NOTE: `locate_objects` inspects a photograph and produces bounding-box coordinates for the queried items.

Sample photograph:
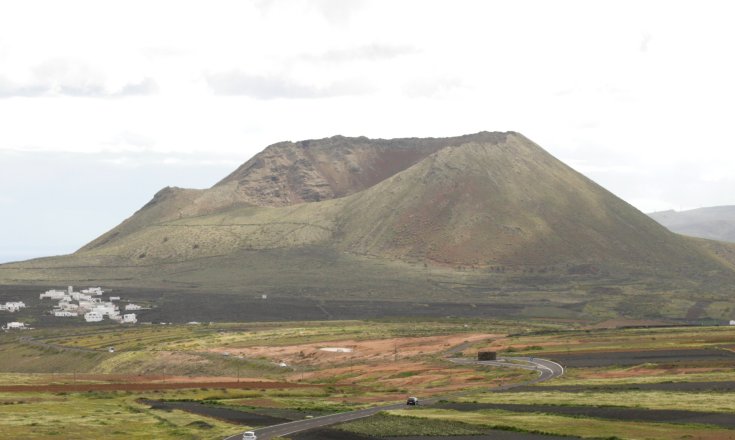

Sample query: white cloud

[0,60,159,98]
[0,0,734,257]
[301,44,419,63]
[205,71,371,99]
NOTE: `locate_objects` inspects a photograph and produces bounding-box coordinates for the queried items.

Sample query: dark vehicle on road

[406,396,418,405]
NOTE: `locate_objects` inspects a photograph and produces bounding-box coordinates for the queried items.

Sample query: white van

[242,431,257,440]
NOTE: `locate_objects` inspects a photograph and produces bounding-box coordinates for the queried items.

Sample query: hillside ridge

[649,206,735,243]
[3,131,735,321]
[82,131,511,251]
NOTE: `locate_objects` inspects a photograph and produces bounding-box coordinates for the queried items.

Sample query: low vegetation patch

[456,390,735,413]
[336,412,488,436]
[386,408,735,440]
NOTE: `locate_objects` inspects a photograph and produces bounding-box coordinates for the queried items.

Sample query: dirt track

[0,380,310,393]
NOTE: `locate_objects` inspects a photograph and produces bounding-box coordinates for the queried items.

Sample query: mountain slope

[334,134,715,269]
[82,133,498,251]
[650,206,735,243]
[2,131,735,320]
[77,131,716,271]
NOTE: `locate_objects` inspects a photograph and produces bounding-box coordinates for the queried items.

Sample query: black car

[406,396,418,405]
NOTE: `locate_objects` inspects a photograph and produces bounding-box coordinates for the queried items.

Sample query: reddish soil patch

[212,333,494,367]
[50,374,268,384]
[299,360,524,399]
[0,380,311,393]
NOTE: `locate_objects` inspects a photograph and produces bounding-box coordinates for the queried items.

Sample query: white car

[242,431,257,440]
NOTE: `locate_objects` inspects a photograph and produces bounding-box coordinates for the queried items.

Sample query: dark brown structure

[478,351,497,361]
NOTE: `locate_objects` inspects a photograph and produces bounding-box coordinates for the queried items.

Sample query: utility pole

[237,364,240,383]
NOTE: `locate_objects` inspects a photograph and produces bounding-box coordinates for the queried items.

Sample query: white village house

[40,286,137,325]
[0,301,26,312]
[84,311,103,322]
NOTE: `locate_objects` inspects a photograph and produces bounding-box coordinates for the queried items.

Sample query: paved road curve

[224,356,564,440]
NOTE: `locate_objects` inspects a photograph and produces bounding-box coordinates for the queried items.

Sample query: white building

[84,312,103,322]
[122,314,137,324]
[81,287,104,295]
[0,301,26,312]
[40,289,66,300]
[93,303,118,316]
[3,322,26,330]
[730,320,735,326]
[39,285,136,325]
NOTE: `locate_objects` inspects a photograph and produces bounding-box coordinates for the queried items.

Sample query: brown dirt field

[211,333,494,366]
[48,373,272,384]
[0,380,311,393]
[299,360,519,398]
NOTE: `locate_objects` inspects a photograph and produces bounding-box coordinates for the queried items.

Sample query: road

[224,356,564,440]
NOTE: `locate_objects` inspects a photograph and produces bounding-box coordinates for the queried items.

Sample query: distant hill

[649,206,735,243]
[2,132,735,320]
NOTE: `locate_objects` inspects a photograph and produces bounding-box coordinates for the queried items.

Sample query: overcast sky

[1,0,734,263]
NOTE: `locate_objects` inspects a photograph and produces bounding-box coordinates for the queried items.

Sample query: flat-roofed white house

[84,312,103,322]
[122,314,137,324]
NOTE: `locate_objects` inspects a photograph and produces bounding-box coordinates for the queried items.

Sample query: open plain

[0,311,733,439]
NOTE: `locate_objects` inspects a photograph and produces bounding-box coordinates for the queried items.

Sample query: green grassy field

[0,320,734,439]
[0,391,242,440]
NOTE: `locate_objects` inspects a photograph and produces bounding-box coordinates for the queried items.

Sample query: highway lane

[224,356,564,440]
